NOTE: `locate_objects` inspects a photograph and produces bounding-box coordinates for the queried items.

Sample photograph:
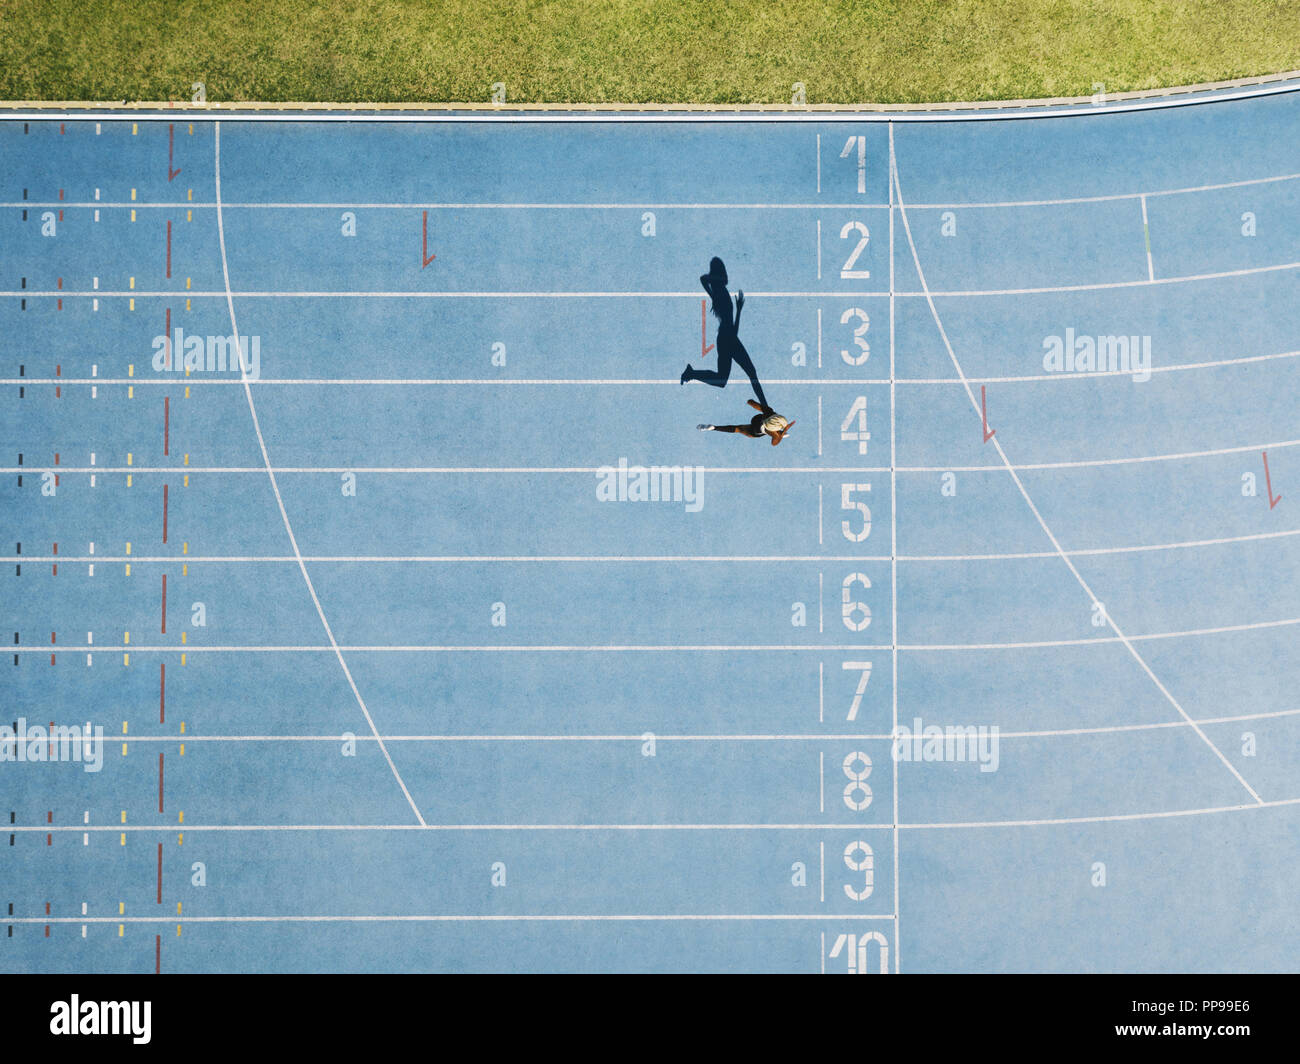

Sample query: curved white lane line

[214,122,426,826]
[891,127,1264,805]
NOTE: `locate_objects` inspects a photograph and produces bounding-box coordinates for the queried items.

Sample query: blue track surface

[3,89,1300,973]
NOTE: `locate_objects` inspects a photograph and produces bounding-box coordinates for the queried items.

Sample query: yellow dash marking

[130,210,135,222]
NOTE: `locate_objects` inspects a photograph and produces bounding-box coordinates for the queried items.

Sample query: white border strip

[4,78,1300,124]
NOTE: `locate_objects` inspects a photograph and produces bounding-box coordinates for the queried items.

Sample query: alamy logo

[0,718,104,772]
[151,328,261,380]
[50,996,151,1044]
[892,717,1000,772]
[1042,328,1151,382]
[596,458,704,512]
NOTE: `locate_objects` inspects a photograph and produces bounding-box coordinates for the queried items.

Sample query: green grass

[2,0,1299,104]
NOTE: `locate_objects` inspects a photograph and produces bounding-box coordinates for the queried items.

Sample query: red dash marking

[166,220,172,278]
[159,662,166,724]
[46,835,51,847]
[168,124,182,181]
[44,924,50,935]
[1264,451,1282,509]
[155,934,161,973]
[45,900,50,912]
[47,811,52,824]
[160,573,167,633]
[981,386,995,442]
[57,278,62,290]
[58,189,63,200]
[422,210,436,267]
[58,211,62,222]
[156,842,163,901]
[56,300,61,312]
[52,542,57,577]
[164,397,170,456]
[163,484,169,544]
[701,301,715,358]
[158,753,164,813]
[59,124,64,135]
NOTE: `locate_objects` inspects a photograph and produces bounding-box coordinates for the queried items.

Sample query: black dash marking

[19,279,24,290]
[19,301,24,312]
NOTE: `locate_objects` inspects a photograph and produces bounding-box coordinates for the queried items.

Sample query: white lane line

[11,614,1300,652]
[15,344,1300,385]
[13,165,1296,211]
[9,257,1300,299]
[892,148,1264,805]
[17,525,1300,564]
[215,122,426,827]
[12,436,1300,473]
[1140,193,1155,281]
[16,913,896,923]
[13,793,1300,832]
[76,705,1300,742]
[888,119,902,975]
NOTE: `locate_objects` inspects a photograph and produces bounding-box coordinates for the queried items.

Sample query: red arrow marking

[168,124,181,181]
[701,300,715,357]
[1263,450,1282,509]
[981,385,995,442]
[422,211,436,267]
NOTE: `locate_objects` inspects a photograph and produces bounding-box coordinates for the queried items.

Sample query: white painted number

[839,221,871,279]
[843,840,875,901]
[840,483,872,542]
[841,573,872,632]
[841,661,873,721]
[839,307,870,365]
[839,135,867,194]
[840,396,870,454]
[842,750,873,811]
[829,931,889,974]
